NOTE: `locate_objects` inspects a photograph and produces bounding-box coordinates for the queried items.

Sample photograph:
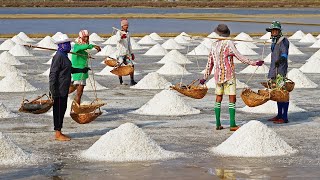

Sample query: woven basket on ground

[258,89,289,102]
[170,80,208,99]
[110,66,134,76]
[71,99,105,114]
[104,57,117,67]
[261,79,295,92]
[19,94,53,114]
[241,88,270,107]
[70,109,102,124]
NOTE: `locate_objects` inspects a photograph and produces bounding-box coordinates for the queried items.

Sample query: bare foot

[55,131,71,141]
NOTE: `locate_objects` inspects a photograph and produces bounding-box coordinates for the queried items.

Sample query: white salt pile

[157,50,192,64]
[144,44,168,56]
[149,32,164,41]
[235,43,258,56]
[211,120,297,157]
[95,66,114,76]
[0,103,19,119]
[17,32,35,43]
[289,30,306,40]
[263,53,292,63]
[239,101,306,114]
[0,39,16,50]
[81,123,183,162]
[130,37,146,50]
[0,51,23,65]
[0,63,25,77]
[84,77,108,91]
[89,33,104,42]
[95,45,116,56]
[240,64,269,74]
[289,43,304,55]
[156,61,191,75]
[138,35,158,45]
[187,44,210,56]
[11,35,26,45]
[131,72,172,89]
[317,34,320,39]
[133,90,200,116]
[174,35,190,45]
[299,33,317,43]
[236,41,259,49]
[206,78,247,89]
[179,32,192,40]
[51,32,64,41]
[9,44,33,57]
[310,39,320,48]
[299,58,320,73]
[36,36,58,50]
[102,35,118,45]
[161,39,184,50]
[260,32,271,40]
[234,32,253,41]
[0,73,37,92]
[287,68,318,88]
[41,68,50,76]
[0,132,36,166]
[207,32,219,38]
[201,38,215,49]
[44,58,52,65]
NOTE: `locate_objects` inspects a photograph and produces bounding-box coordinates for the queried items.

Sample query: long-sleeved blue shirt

[268,37,289,79]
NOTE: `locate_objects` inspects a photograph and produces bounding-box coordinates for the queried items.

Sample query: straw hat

[214,24,230,37]
[54,34,73,44]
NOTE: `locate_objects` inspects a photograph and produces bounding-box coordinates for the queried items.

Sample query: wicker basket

[261,79,295,92]
[70,110,102,124]
[170,80,208,99]
[19,94,53,114]
[258,89,289,102]
[110,66,134,76]
[69,84,77,94]
[104,57,117,67]
[71,99,105,114]
[241,88,270,107]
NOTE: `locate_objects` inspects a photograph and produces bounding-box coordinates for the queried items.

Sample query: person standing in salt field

[266,21,290,124]
[115,19,137,86]
[72,30,101,105]
[200,24,264,131]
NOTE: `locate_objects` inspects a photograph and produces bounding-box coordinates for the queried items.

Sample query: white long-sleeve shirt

[115,30,132,57]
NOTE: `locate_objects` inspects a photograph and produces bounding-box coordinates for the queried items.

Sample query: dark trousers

[53,96,68,131]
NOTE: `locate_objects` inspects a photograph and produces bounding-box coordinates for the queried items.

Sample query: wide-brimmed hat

[214,24,230,37]
[266,21,282,32]
[54,34,73,44]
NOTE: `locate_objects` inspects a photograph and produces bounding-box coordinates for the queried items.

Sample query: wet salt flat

[0,33,320,179]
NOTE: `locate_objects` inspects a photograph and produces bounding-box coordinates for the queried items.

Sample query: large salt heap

[236,41,259,49]
[89,33,104,42]
[130,38,145,50]
[299,58,320,73]
[81,123,183,162]
[289,42,304,55]
[240,64,269,74]
[17,32,35,43]
[289,30,305,40]
[157,50,192,64]
[299,33,317,43]
[157,61,191,75]
[201,38,215,49]
[310,39,320,48]
[161,39,185,50]
[11,35,26,45]
[144,44,168,56]
[51,32,64,41]
[207,32,219,38]
[260,32,271,40]
[187,44,210,56]
[131,72,172,89]
[0,51,23,65]
[211,120,297,157]
[149,32,164,41]
[179,32,191,40]
[138,35,158,45]
[235,32,253,41]
[174,35,190,45]
[287,68,318,88]
[235,43,258,56]
[0,39,16,50]
[84,77,108,91]
[0,73,37,92]
[0,63,25,77]
[132,90,200,116]
[9,44,33,57]
[0,103,19,119]
[37,36,58,50]
[239,101,305,114]
[102,35,118,45]
[95,45,116,56]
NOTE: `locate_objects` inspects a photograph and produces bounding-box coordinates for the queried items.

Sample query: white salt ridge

[299,33,317,43]
[289,30,306,40]
[44,58,52,65]
[174,35,190,45]
[235,43,258,56]
[0,73,37,92]
[260,32,271,40]
[310,39,320,48]
[211,120,297,157]
[95,66,115,76]
[131,72,172,89]
[89,33,104,42]
[0,63,25,77]
[51,32,64,41]
[289,43,304,55]
[81,123,183,162]
[9,44,33,57]
[206,77,247,89]
[317,34,320,39]
[102,35,118,45]
[84,77,108,91]
[235,32,253,41]
[130,38,146,50]
[133,90,200,116]
[299,58,320,73]
[236,41,259,49]
[95,45,116,56]
[0,39,16,50]
[149,32,164,41]
[144,44,168,56]
[187,44,210,56]
[239,101,306,114]
[207,32,219,38]
[138,35,158,45]
[0,51,23,65]
[36,36,58,50]
[41,68,50,76]
[17,32,35,42]
[240,64,269,74]
[157,50,192,64]
[201,38,215,49]
[0,103,19,119]
[157,61,191,75]
[11,35,27,45]
[287,68,318,88]
[263,53,292,63]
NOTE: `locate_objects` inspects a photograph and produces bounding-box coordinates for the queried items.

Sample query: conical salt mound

[157,61,191,75]
[236,41,259,49]
[235,32,253,41]
[89,33,104,42]
[310,39,320,48]
[149,32,164,41]
[289,43,304,55]
[0,73,37,92]
[11,35,26,45]
[17,32,35,43]
[0,63,25,77]
[201,38,215,49]
[144,44,168,56]
[41,68,50,76]
[208,32,219,38]
[235,43,258,55]
[95,45,116,56]
[187,44,210,56]
[130,38,145,50]
[206,77,247,89]
[263,53,292,63]
[299,33,317,43]
[138,35,158,45]
[211,120,297,157]
[9,44,33,57]
[317,34,320,39]
[299,58,320,73]
[44,58,52,65]
[0,39,16,50]
[102,35,118,45]
[81,123,183,162]
[36,36,58,50]
[51,32,64,41]
[240,64,269,74]
[239,101,305,114]
[95,66,115,76]
[0,51,23,65]
[287,68,318,88]
[260,32,271,40]
[132,90,200,116]
[0,103,19,118]
[131,72,172,89]
[289,30,305,40]
[174,35,190,45]
[84,77,108,91]
[158,50,192,64]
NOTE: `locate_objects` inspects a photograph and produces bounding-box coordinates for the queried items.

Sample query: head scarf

[121,19,129,27]
[75,30,89,44]
[58,42,71,56]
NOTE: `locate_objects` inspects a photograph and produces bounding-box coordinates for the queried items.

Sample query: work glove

[94,45,101,52]
[199,79,206,85]
[131,53,135,60]
[121,34,127,39]
[255,60,264,66]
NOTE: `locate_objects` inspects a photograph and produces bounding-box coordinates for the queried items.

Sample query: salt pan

[131,72,172,89]
[156,61,191,75]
